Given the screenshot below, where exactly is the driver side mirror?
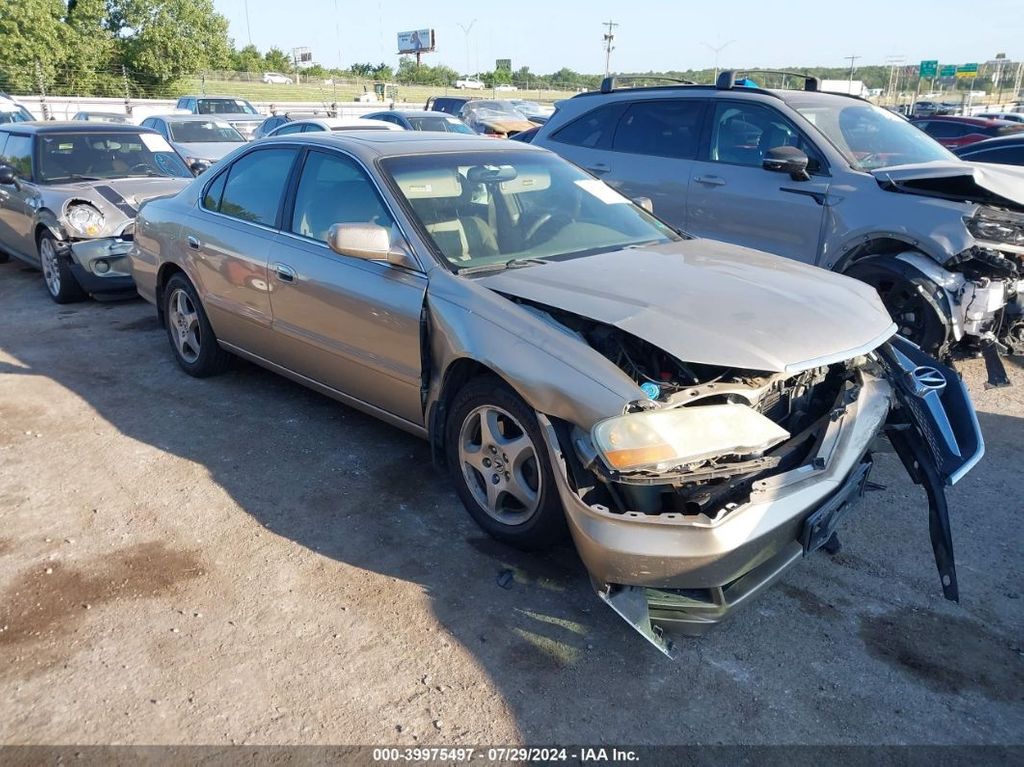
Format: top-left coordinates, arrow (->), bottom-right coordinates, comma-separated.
633,196 -> 654,213
762,146 -> 811,181
327,223 -> 417,269
0,165 -> 18,186
189,160 -> 210,176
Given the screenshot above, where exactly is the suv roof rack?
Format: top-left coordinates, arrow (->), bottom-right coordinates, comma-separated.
716,69 -> 820,92
600,75 -> 696,94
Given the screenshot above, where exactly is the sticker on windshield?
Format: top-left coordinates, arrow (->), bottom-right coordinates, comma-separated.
140,133 -> 174,153
575,179 -> 628,204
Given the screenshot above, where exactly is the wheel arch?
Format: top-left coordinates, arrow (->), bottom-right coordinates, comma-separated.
833,235 -> 932,274
155,262 -> 188,320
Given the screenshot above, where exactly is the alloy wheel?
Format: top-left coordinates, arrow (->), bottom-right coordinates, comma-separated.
458,404 -> 542,525
167,288 -> 202,364
40,237 -> 61,297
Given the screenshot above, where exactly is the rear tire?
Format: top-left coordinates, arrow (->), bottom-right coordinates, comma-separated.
446,376 -> 567,550
162,273 -> 232,377
845,256 -> 951,355
39,231 -> 86,304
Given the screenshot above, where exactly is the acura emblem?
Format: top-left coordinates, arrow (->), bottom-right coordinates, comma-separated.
911,365 -> 946,394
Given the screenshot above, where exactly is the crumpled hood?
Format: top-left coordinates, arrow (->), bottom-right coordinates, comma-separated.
48,176 -> 190,235
872,160 -> 1024,210
477,239 -> 896,372
476,117 -> 537,135
172,141 -> 243,162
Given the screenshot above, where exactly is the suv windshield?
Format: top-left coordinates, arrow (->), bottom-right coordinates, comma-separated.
792,100 -> 956,171
37,131 -> 192,182
196,98 -> 258,115
408,115 -> 475,134
169,120 -> 245,143
383,151 -> 679,271
0,104 -> 35,124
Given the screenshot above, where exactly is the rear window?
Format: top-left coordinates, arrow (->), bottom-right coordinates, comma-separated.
196,98 -> 258,115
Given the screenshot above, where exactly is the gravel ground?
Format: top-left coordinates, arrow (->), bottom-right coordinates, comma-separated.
0,259 -> 1022,746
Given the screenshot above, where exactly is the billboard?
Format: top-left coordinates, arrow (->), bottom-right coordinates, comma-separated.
397,29 -> 435,54
496,58 -> 512,72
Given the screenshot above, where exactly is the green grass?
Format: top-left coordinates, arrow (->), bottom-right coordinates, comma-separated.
183,76 -> 576,106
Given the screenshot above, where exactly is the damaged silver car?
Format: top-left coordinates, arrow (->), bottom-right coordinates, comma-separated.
0,122 -> 192,302
129,133 -> 983,655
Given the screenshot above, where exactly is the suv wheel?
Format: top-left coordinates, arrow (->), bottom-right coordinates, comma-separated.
846,256 -> 951,355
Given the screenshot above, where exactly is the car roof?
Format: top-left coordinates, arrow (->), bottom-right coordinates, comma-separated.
180,95 -> 253,101
954,133 -> 1024,151
914,115 -> 1013,126
0,121 -> 157,134
258,130 -> 543,158
146,113 -> 238,122
373,110 -> 458,118
283,117 -> 402,129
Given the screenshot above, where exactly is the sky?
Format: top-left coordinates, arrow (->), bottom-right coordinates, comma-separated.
212,0 -> 1024,75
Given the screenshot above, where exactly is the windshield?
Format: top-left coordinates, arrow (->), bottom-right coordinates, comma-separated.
0,105 -> 35,124
408,115 -> 475,134
463,101 -> 526,119
169,120 -> 244,143
196,98 -> 258,116
383,151 -> 679,271
37,131 -> 192,182
794,101 -> 956,170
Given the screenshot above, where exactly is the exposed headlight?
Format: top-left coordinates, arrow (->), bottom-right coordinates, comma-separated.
592,404 -> 790,472
64,203 -> 105,237
965,208 -> 1024,247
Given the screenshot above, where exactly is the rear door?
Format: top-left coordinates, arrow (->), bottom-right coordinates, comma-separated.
266,148 -> 427,426
685,100 -> 830,264
184,146 -> 299,354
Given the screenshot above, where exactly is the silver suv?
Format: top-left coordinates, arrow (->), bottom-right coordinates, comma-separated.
533,71 -> 1024,383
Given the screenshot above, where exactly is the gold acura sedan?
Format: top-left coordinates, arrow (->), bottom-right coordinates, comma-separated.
129,132 -> 982,655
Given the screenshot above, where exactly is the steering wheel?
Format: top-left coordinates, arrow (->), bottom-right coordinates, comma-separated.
128,162 -> 153,174
524,213 -> 553,242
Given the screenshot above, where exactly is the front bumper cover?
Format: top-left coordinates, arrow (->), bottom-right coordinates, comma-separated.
64,238 -> 136,297
540,341 -> 983,656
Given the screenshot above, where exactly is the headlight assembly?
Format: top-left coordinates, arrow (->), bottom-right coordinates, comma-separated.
592,404 -> 790,473
965,207 -> 1024,247
64,202 -> 105,237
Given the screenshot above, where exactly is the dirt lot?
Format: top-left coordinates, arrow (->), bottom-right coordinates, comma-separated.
1,259 -> 1022,746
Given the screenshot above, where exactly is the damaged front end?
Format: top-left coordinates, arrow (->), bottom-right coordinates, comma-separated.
531,310 -> 983,656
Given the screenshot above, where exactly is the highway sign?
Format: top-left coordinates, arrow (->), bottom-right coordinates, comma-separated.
919,60 -> 938,78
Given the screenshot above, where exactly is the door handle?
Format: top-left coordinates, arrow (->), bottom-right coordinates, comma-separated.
187,235 -> 201,250
273,262 -> 296,282
586,163 -> 610,176
694,175 -> 726,186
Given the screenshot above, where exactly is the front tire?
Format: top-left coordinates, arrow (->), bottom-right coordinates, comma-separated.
446,376 -> 566,550
39,231 -> 86,304
163,273 -> 232,377
845,256 -> 951,355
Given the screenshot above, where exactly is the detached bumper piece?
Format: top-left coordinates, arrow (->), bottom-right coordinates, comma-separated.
597,459 -> 874,658
880,337 -> 985,602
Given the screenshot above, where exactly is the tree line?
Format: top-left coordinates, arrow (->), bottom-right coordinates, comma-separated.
0,0 -> 1006,98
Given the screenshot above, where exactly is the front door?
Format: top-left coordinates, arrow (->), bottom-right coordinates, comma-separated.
0,133 -> 39,260
266,149 -> 427,427
686,101 -> 830,265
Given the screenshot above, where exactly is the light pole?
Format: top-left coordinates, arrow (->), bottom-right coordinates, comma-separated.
702,40 -> 734,80
602,20 -> 618,77
457,19 -> 477,77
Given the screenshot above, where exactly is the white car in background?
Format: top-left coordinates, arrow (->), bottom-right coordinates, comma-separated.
495,84 -> 519,92
454,77 -> 485,89
266,117 -> 403,136
262,72 -> 294,85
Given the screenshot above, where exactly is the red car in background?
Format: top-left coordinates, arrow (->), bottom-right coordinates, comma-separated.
910,115 -> 1024,149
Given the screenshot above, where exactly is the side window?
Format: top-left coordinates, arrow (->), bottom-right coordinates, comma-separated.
289,151 -> 394,243
209,148 -> 297,226
275,123 -> 305,136
925,122 -> 964,138
202,171 -> 228,211
611,100 -> 706,159
707,102 -> 823,170
551,103 -> 626,149
1,134 -> 34,179
967,146 -> 1024,164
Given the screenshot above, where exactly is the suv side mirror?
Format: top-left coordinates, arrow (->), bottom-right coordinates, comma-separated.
327,223 -> 417,269
762,146 -> 810,181
633,196 -> 654,213
189,160 -> 210,176
0,164 -> 18,186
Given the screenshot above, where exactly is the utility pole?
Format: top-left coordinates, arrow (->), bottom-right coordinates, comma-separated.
457,19 -> 477,77
602,19 -> 618,77
243,0 -> 253,46
121,65 -> 133,117
845,54 -> 860,92
703,40 -> 735,81
34,61 -> 50,120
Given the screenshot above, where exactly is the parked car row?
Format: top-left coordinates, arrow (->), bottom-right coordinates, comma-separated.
0,76 -> 1000,654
